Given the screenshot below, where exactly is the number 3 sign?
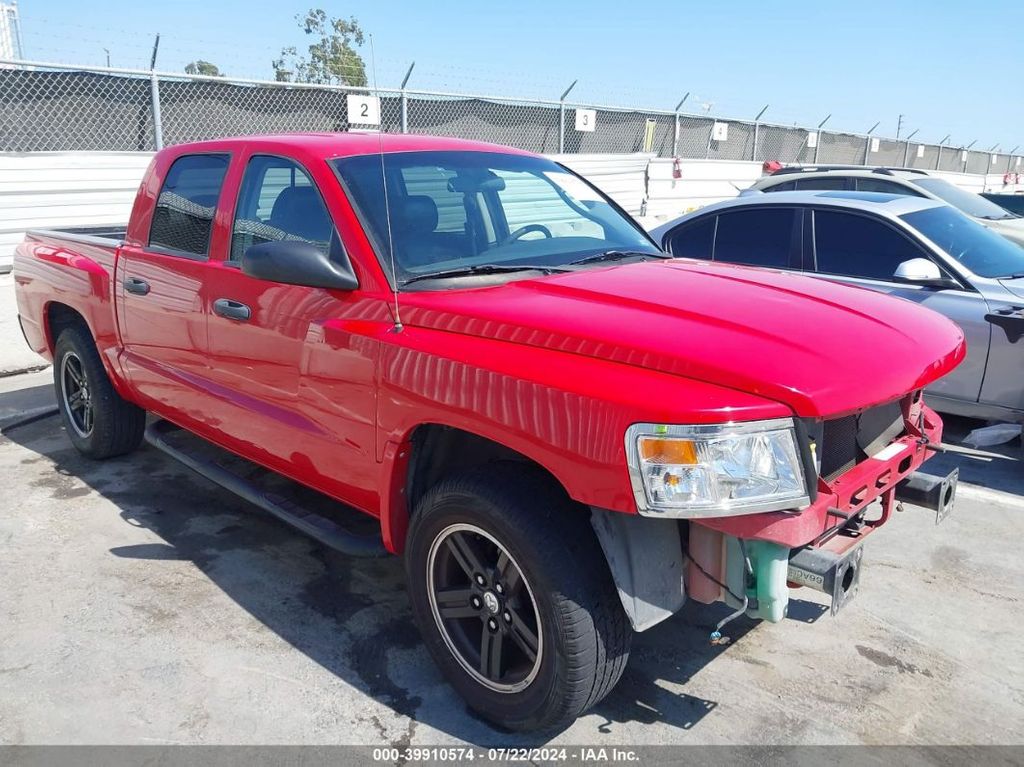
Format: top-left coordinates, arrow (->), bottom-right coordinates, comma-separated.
575,109 -> 596,132
347,95 -> 381,126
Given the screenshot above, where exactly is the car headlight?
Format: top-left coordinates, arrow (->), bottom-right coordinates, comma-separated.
625,419 -> 810,518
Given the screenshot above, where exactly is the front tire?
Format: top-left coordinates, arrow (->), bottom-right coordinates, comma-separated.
53,325 -> 145,459
405,463 -> 631,731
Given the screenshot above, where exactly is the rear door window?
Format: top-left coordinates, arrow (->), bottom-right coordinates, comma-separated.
812,209 -> 926,280
712,208 -> 798,268
665,216 -> 715,259
148,153 -> 229,257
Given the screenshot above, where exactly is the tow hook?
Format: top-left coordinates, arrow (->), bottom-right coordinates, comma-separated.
895,468 -> 959,524
787,545 -> 864,616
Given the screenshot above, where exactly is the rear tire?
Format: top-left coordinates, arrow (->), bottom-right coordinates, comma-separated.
405,462 -> 631,732
53,324 -> 145,459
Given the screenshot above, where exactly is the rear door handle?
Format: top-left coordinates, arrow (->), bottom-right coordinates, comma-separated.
213,298 -> 252,322
123,277 -> 150,296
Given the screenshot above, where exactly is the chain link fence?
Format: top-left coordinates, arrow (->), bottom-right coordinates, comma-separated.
1,59 -> 1019,176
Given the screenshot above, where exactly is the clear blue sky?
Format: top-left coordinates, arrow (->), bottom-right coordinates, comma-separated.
16,0 -> 1024,149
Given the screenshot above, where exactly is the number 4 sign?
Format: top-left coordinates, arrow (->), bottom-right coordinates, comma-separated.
347,95 -> 380,126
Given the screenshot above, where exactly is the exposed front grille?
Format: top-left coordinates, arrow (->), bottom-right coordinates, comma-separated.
819,402 -> 905,481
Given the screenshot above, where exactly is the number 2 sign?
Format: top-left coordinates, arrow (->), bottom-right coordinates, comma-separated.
347,95 -> 381,126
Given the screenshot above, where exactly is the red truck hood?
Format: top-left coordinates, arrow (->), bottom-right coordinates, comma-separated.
399,260 -> 965,418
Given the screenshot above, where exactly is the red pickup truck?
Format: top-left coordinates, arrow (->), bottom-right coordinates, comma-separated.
13,133 -> 964,731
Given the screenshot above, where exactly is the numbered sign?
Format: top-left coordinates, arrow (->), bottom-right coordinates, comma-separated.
870,137 -> 880,153
1017,157 -> 1021,167
575,109 -> 596,132
712,122 -> 729,142
961,150 -> 968,162
806,131 -> 818,149
916,144 -> 925,158
347,94 -> 380,125
992,154 -> 998,165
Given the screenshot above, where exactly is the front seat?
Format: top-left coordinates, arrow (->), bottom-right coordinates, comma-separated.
393,195 -> 452,267
269,186 -> 332,243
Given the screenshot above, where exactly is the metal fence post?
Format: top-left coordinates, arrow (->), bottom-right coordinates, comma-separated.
902,129 -> 919,166
935,134 -> 950,171
672,93 -> 689,157
862,121 -> 879,165
1007,146 -> 1020,176
558,80 -> 577,154
399,62 -> 415,134
813,114 -> 830,164
148,34 -> 163,150
752,104 -> 768,162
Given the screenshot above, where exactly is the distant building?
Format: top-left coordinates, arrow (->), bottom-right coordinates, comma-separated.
0,1 -> 24,61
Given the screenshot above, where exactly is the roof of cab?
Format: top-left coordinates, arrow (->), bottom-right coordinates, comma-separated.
162,132 -> 537,159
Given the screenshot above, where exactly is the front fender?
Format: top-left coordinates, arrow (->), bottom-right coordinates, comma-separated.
375,326 -> 787,553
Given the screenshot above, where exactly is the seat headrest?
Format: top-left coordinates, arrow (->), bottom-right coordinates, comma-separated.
269,186 -> 327,240
398,195 -> 439,235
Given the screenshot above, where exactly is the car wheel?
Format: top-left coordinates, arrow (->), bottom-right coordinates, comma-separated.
405,462 -> 631,731
53,324 -> 145,459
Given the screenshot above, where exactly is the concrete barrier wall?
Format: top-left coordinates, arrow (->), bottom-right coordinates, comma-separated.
0,152 -> 154,271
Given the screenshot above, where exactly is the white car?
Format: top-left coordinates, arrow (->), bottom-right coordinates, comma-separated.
744,166 -> 1024,246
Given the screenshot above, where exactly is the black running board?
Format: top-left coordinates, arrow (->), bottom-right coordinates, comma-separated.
144,419 -> 387,558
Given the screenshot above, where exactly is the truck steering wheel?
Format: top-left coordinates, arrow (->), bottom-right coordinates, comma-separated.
500,224 -> 553,246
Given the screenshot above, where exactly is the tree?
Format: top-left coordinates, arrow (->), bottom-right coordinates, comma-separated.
272,9 -> 367,87
185,60 -> 223,77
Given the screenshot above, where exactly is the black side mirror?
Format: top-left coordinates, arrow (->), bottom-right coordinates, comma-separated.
241,239 -> 359,291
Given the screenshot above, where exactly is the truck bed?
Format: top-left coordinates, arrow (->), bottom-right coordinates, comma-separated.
26,224 -> 127,247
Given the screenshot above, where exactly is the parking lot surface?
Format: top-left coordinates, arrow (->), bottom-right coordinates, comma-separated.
1,370 -> 1022,746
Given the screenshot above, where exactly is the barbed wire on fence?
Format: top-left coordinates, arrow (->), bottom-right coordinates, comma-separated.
0,58 -> 1020,177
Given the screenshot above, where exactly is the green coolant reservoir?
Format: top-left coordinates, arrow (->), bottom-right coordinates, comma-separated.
724,537 -> 791,623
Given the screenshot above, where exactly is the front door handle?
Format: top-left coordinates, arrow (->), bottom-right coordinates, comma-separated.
213,298 -> 252,322
123,277 -> 150,296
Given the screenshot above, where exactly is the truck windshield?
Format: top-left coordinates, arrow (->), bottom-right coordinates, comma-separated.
902,205 -> 1024,278
332,151 -> 659,285
910,177 -> 1017,220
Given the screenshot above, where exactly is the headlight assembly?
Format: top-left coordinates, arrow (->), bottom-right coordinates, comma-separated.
625,419 -> 810,518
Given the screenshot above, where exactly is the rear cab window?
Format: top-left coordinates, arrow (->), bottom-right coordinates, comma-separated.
148,153 -> 230,258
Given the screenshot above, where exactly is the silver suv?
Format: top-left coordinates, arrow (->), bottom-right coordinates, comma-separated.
745,166 -> 1024,246
649,191 -> 1024,423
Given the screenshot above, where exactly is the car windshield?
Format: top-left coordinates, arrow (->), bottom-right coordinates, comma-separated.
332,151 -> 659,286
902,205 -> 1024,278
911,177 -> 1016,220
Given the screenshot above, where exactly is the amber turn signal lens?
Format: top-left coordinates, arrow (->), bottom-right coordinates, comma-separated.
638,438 -> 698,464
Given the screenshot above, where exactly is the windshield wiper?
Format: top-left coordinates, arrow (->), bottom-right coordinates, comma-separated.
569,249 -> 671,266
401,264 -> 569,286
